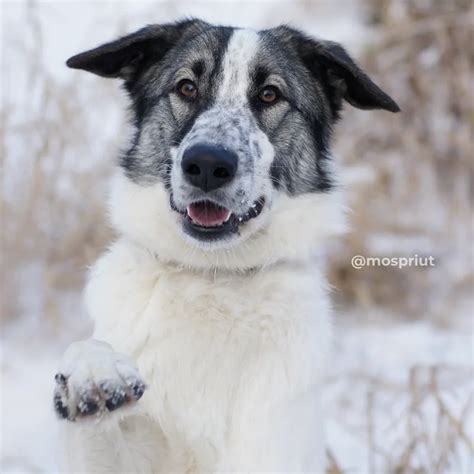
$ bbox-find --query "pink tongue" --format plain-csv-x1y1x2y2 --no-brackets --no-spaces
187,202,230,227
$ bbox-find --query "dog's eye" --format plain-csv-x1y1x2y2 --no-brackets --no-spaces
258,86,279,104
177,80,197,100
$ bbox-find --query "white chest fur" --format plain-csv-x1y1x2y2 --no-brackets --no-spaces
83,239,331,470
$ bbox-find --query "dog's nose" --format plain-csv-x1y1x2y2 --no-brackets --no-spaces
181,144,238,192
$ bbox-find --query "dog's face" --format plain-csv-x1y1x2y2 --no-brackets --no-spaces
68,20,398,266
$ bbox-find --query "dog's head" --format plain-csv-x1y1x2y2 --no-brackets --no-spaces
68,19,398,270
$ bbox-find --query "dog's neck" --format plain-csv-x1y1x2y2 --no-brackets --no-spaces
149,251,324,279
108,171,347,273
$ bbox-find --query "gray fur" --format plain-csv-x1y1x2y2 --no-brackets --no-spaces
66,19,398,241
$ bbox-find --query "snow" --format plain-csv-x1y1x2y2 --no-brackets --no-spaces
325,311,474,472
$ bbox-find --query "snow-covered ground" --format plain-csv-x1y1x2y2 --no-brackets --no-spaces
327,310,473,472
2,1,472,472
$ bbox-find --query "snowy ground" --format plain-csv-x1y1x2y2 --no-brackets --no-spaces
326,310,473,472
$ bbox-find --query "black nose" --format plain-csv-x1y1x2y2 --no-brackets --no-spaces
181,144,238,192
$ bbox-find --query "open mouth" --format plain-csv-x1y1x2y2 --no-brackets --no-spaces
187,201,232,227
171,197,265,241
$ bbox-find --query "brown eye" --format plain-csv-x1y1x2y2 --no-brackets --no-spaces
258,86,279,104
177,79,197,99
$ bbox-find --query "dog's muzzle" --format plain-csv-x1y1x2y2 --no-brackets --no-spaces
171,143,265,243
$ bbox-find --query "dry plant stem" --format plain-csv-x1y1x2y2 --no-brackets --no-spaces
430,367,474,453
326,448,344,474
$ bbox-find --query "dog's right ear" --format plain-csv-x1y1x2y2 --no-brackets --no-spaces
66,19,205,82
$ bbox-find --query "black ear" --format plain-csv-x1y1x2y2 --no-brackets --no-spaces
296,34,400,115
66,19,205,81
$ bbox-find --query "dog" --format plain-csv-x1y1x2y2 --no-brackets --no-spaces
54,19,398,473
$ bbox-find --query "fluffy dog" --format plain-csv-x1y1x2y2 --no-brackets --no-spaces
54,19,398,473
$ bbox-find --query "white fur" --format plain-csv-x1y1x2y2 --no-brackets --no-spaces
57,168,344,472
57,28,347,473
217,29,260,101
60,242,332,472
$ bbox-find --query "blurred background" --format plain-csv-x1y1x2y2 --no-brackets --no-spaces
1,0,473,472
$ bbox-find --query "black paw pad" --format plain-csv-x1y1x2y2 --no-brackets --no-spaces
54,393,69,419
77,397,100,416
55,373,67,385
130,381,146,400
100,382,129,411
105,393,129,411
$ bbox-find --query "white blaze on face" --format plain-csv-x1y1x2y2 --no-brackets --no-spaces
172,28,274,215
217,29,260,104
215,29,274,204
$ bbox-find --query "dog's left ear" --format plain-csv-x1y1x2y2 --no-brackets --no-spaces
66,19,206,83
296,34,400,115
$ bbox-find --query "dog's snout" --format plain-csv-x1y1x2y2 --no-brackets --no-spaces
181,144,238,192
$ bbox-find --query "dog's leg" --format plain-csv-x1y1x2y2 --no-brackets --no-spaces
217,389,325,472
54,339,164,473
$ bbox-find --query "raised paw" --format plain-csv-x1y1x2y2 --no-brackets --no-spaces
53,340,146,421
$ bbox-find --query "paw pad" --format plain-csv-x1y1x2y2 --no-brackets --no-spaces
78,397,100,416
130,381,146,400
55,373,67,385
54,393,69,419
100,381,130,411
53,345,146,422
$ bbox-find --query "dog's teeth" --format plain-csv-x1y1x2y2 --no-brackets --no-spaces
238,217,243,223
224,212,232,223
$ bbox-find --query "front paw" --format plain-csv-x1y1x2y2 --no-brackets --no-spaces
53,340,146,421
